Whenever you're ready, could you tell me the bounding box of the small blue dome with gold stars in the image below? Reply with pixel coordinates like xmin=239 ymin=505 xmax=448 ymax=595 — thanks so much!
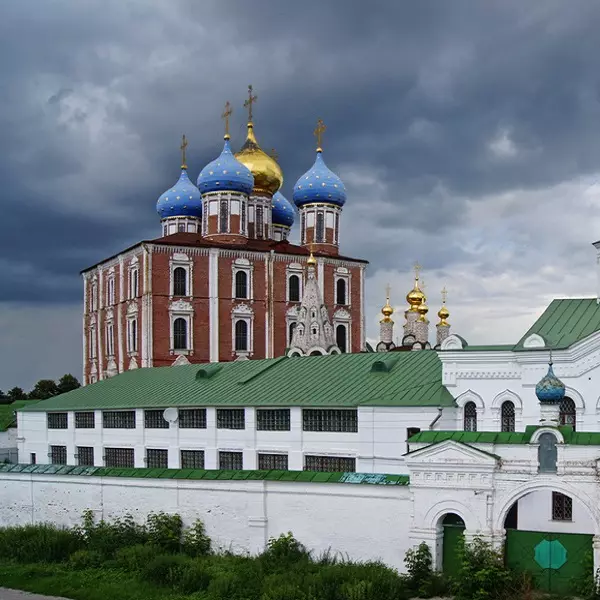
xmin=535 ymin=362 xmax=566 ymax=404
xmin=292 ymin=150 xmax=346 ymax=208
xmin=272 ymin=191 xmax=295 ymax=228
xmin=156 ymin=168 xmax=202 ymax=219
xmin=197 ymin=138 xmax=253 ymax=195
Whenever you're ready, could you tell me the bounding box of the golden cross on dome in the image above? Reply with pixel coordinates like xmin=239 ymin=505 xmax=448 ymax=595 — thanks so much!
xmin=441 ymin=286 xmax=448 ymax=304
xmin=221 ymin=101 xmax=232 ymax=139
xmin=180 ymin=134 xmax=188 ymax=169
xmin=270 ymin=148 xmax=279 ymax=161
xmin=244 ymin=85 xmax=257 ymax=122
xmin=414 ymin=262 xmax=422 ymax=281
xmin=385 ymin=283 xmax=391 ymax=301
xmin=314 ymin=119 xmax=326 ymax=151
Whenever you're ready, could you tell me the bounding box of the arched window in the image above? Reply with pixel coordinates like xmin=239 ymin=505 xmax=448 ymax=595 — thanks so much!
xmin=336 ymin=279 xmax=347 ymax=305
xmin=501 ymin=401 xmax=515 ymax=432
xmin=289 ymin=275 xmax=300 ymax=302
xmin=173 ymin=318 xmax=187 ymax=350
xmin=559 ymin=397 xmax=576 ymax=430
xmin=256 ymin=206 xmax=264 ymax=239
xmin=336 ymin=324 xmax=347 ymax=353
xmin=464 ymin=402 xmax=477 ymax=432
xmin=235 ymin=320 xmax=248 ymax=352
xmin=173 ymin=267 xmax=187 ymax=296
xmin=538 ymin=432 xmax=557 ymax=473
xmin=178 ymin=223 xmax=185 ymax=233
xmin=220 ymin=200 xmax=228 ymax=233
xmin=235 ymin=271 xmax=248 ymax=299
xmin=316 ymin=212 xmax=325 ymax=242
xmin=288 ymin=322 xmax=297 ymax=345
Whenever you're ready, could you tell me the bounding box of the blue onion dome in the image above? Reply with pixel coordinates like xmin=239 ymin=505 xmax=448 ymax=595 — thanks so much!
xmin=293 ymin=149 xmax=347 ymax=208
xmin=197 ymin=137 xmax=254 ymax=195
xmin=535 ymin=362 xmax=566 ymax=403
xmin=156 ymin=168 xmax=202 ymax=219
xmin=272 ymin=191 xmax=295 ymax=227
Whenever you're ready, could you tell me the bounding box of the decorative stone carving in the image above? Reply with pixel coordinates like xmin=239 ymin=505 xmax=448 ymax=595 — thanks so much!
xmin=172 ymin=354 xmax=190 ymax=366
xmin=523 ymin=333 xmax=546 ymax=349
xmin=170 ymin=299 xmax=193 ymax=313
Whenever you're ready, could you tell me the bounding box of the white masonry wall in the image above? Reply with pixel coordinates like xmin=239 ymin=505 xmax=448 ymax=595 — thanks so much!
xmin=0 ymin=472 xmax=413 ymax=571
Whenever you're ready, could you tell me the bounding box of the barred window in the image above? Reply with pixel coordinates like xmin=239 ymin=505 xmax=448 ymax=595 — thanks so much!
xmin=50 ymin=445 xmax=67 ymax=465
xmin=77 ymin=446 xmax=94 ymax=467
xmin=316 ymin=212 xmax=325 ymax=242
xmin=559 ymin=397 xmax=576 ymax=430
xmin=235 ymin=320 xmax=248 ymax=352
xmin=304 ymin=455 xmax=356 ymax=472
xmin=75 ymin=411 xmax=95 ymax=429
xmin=258 ymin=453 xmax=288 ymax=470
xmin=501 ymin=401 xmax=515 ymax=432
xmin=235 ymin=270 xmax=248 ymax=299
xmin=256 ymin=409 xmax=290 ymax=431
xmin=256 ymin=206 xmax=264 ymax=239
xmin=179 ymin=409 xmax=207 ymax=429
xmin=464 ymin=402 xmax=477 ymax=432
xmin=146 ymin=449 xmax=168 ymax=469
xmin=103 ymin=411 xmax=136 ymax=429
xmin=181 ymin=450 xmax=205 ymax=469
xmin=217 ymin=409 xmax=245 ymax=429
xmin=105 ymin=447 xmax=134 ymax=467
xmin=47 ymin=413 xmax=68 ymax=429
xmin=302 ymin=409 xmax=358 ymax=432
xmin=219 ymin=451 xmax=243 ymax=470
xmin=173 ymin=267 xmax=187 ymax=296
xmin=173 ymin=318 xmax=188 ymax=350
xmin=144 ymin=410 xmax=168 ymax=429
xmin=552 ymin=492 xmax=573 ymax=521
xmin=241 ymin=202 xmax=247 ymax=233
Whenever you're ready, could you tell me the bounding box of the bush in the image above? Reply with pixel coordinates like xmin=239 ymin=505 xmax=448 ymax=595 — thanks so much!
xmin=147 ymin=512 xmax=183 ymax=553
xmin=68 ymin=549 xmax=103 ymax=570
xmin=261 ymin=532 xmax=310 ymax=568
xmin=80 ymin=510 xmax=148 ymax=558
xmin=142 ymin=553 xmax=192 ymax=588
xmin=182 ymin=518 xmax=211 ymax=557
xmin=0 ymin=524 xmax=83 ymax=563
xmin=177 ymin=559 xmax=212 ymax=593
xmin=114 ymin=544 xmax=158 ymax=572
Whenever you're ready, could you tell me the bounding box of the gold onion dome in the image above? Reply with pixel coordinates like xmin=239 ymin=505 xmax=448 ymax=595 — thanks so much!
xmin=235 ymin=122 xmax=283 ymax=196
xmin=307 ymin=251 xmax=317 ymax=267
xmin=406 ymin=281 xmax=425 ymax=311
xmin=381 ymin=287 xmax=394 ymax=322
xmin=417 ymin=297 xmax=429 ymax=322
xmin=438 ymin=305 xmax=450 ymax=325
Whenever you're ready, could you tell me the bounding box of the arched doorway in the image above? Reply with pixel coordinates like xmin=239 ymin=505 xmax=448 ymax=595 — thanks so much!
xmin=439 ymin=513 xmax=465 ymax=577
xmin=502 ymin=489 xmax=594 ymax=593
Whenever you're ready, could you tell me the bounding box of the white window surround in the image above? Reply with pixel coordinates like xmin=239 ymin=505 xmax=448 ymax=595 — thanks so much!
xmin=169 ymin=253 xmax=193 ymax=298
xmin=490 ymin=390 xmax=523 ymax=431
xmin=89 ymin=327 xmax=97 ymax=359
xmin=454 ymin=389 xmax=484 ymax=430
xmin=90 ymin=278 xmax=98 ymax=312
xmin=169 ymin=299 xmax=194 ymax=355
xmin=126 ymin=317 xmax=138 ymax=355
xmin=232 ymin=303 xmax=254 ymax=357
xmin=286 ymin=263 xmax=304 ymax=302
xmin=232 ymin=258 xmax=253 ymax=301
xmin=335 ymin=267 xmax=351 ymax=306
xmin=128 ymin=258 xmax=140 ymax=299
xmin=286 ymin=306 xmax=298 ymax=346
xmin=333 ymin=308 xmax=352 ymax=353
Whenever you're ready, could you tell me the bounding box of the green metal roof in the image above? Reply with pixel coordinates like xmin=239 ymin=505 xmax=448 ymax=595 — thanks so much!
xmin=0 ymin=401 xmax=38 ymax=432
xmin=409 ymin=426 xmax=600 ymax=446
xmin=18 ymin=352 xmax=455 ymax=412
xmin=514 ymin=298 xmax=600 ymax=351
xmin=0 ymin=463 xmax=409 ymax=486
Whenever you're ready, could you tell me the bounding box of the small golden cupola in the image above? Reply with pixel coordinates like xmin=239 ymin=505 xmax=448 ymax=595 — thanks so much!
xmin=438 ymin=287 xmax=450 ymax=326
xmin=234 ymin=85 xmax=283 ymax=197
xmin=406 ymin=263 xmax=425 ymax=312
xmin=417 ymin=295 xmax=429 ymax=323
xmin=381 ymin=284 xmax=394 ymax=323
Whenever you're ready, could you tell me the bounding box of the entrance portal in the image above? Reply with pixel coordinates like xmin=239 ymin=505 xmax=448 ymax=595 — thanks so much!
xmin=441 ymin=513 xmax=465 ymax=577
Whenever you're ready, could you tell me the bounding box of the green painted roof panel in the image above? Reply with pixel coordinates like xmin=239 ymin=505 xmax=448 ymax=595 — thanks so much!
xmin=0 ymin=400 xmax=39 ymax=431
xmin=18 ymin=352 xmax=454 ymax=412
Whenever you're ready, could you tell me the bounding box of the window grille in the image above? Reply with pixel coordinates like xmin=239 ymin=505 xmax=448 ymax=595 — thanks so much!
xmin=50 ymin=445 xmax=67 ymax=465
xmin=463 ymin=402 xmax=477 ymax=432
xmin=336 ymin=324 xmax=347 ymax=353
xmin=105 ymin=447 xmax=134 ymax=467
xmin=146 ymin=448 xmax=168 ymax=468
xmin=336 ymin=279 xmax=347 ymax=305
xmin=288 ymin=275 xmax=300 ymax=302
xmin=256 ymin=409 xmax=291 ymax=431
xmin=258 ymin=453 xmax=288 ymax=470
xmin=559 ymin=397 xmax=576 ymax=430
xmin=304 ymin=455 xmax=356 ymax=472
xmin=235 ymin=271 xmax=248 ymax=299
xmin=316 ymin=212 xmax=325 ymax=242
xmin=552 ymin=492 xmax=573 ymax=521
xmin=235 ymin=320 xmax=248 ymax=352
xmin=47 ymin=412 xmax=68 ymax=429
xmin=144 ymin=410 xmax=168 ymax=429
xmin=220 ymin=200 xmax=228 ymax=233
xmin=75 ymin=411 xmax=95 ymax=429
xmin=180 ymin=450 xmax=205 ymax=469
xmin=173 ymin=318 xmax=188 ymax=350
xmin=103 ymin=411 xmax=136 ymax=429
xmin=178 ymin=409 xmax=207 ymax=429
xmin=302 ymin=409 xmax=358 ymax=433
xmin=256 ymin=206 xmax=264 ymax=239
xmin=501 ymin=401 xmax=515 ymax=432
xmin=173 ymin=267 xmax=187 ymax=296
xmin=219 ymin=451 xmax=243 ymax=470
xmin=217 ymin=409 xmax=245 ymax=429
xmin=76 ymin=446 xmax=94 ymax=467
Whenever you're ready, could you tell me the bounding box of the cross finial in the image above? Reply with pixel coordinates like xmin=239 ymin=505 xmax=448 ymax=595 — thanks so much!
xmin=180 ymin=134 xmax=188 ymax=169
xmin=441 ymin=286 xmax=448 ymax=304
xmin=221 ymin=101 xmax=232 ymax=140
xmin=314 ymin=119 xmax=326 ymax=152
xmin=244 ymin=85 xmax=257 ymax=122
xmin=385 ymin=283 xmax=391 ymax=301
xmin=414 ymin=262 xmax=422 ymax=281
xmin=270 ymin=148 xmax=279 ymax=161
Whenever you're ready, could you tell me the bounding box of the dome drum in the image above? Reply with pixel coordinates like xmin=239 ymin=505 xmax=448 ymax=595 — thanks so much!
xmin=202 ymin=191 xmax=249 ymax=244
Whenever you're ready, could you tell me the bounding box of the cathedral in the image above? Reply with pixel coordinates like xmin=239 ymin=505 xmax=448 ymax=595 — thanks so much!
xmin=81 ymin=87 xmax=366 ymax=384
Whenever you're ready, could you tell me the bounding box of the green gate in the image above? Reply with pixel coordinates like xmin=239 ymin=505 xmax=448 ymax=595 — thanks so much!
xmin=505 ymin=530 xmax=592 ymax=594
xmin=442 ymin=522 xmax=465 ymax=577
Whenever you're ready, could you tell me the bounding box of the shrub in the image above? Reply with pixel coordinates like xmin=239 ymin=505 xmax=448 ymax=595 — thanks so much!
xmin=261 ymin=532 xmax=310 ymax=568
xmin=177 ymin=559 xmax=212 ymax=593
xmin=0 ymin=524 xmax=83 ymax=563
xmin=115 ymin=544 xmax=158 ymax=572
xmin=142 ymin=553 xmax=191 ymax=588
xmin=182 ymin=518 xmax=211 ymax=557
xmin=147 ymin=512 xmax=183 ymax=553
xmin=68 ymin=549 xmax=103 ymax=570
xmin=80 ymin=510 xmax=148 ymax=558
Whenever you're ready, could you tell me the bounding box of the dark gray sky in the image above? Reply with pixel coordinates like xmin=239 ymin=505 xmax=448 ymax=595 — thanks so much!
xmin=2 ymin=0 xmax=600 ymax=389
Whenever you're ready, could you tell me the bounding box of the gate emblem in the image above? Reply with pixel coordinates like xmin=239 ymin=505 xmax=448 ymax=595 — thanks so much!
xmin=534 ymin=539 xmax=567 ymax=570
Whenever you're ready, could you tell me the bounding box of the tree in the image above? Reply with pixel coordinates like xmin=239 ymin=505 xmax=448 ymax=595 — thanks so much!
xmin=7 ymin=387 xmax=27 ymax=401
xmin=29 ymin=380 xmax=59 ymax=400
xmin=57 ymin=374 xmax=81 ymax=395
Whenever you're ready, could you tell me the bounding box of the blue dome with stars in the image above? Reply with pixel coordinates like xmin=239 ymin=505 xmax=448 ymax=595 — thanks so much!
xmin=156 ymin=168 xmax=202 ymax=219
xmin=292 ymin=150 xmax=346 ymax=208
xmin=272 ymin=191 xmax=295 ymax=228
xmin=197 ymin=138 xmax=253 ymax=195
xmin=535 ymin=362 xmax=566 ymax=404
